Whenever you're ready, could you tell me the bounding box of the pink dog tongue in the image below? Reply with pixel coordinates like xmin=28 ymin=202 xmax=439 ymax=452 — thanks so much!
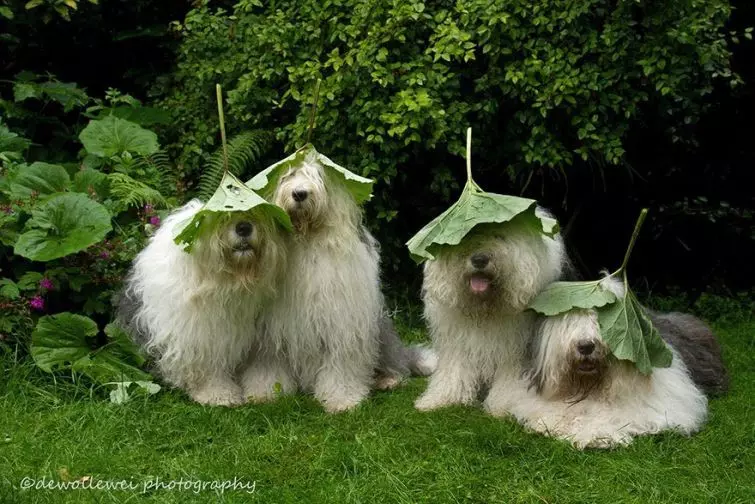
xmin=469 ymin=276 xmax=490 ymax=293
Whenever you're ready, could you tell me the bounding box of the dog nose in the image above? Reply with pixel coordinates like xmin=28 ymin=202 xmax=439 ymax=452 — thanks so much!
xmin=292 ymin=189 xmax=308 ymax=202
xmin=577 ymin=340 xmax=596 ymax=356
xmin=235 ymin=221 xmax=253 ymax=237
xmin=470 ymin=253 xmax=490 ymax=269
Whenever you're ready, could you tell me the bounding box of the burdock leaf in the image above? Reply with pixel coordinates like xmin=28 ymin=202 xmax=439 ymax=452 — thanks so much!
xmin=597 ymin=288 xmax=673 ymax=375
xmin=528 ymin=279 xmax=618 ymax=316
xmin=247 ymin=143 xmax=374 ymax=204
xmin=406 ymin=180 xmax=559 ymax=263
xmin=79 ymin=115 xmax=159 ymax=158
xmin=31 ymin=313 xmax=152 ymax=383
xmin=14 ymin=193 xmax=112 ymax=261
xmin=173 ymin=171 xmax=292 ymax=252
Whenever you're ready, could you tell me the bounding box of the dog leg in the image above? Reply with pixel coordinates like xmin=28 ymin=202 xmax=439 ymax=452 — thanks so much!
xmin=314 ymin=351 xmax=373 ymax=413
xmin=414 ymin=356 xmax=478 ymax=411
xmin=188 ymin=374 xmax=245 ymax=406
xmin=240 ymin=353 xmax=297 ymax=403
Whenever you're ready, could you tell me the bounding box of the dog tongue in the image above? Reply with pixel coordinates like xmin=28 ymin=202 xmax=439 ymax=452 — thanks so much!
xmin=469 ymin=276 xmax=490 ymax=293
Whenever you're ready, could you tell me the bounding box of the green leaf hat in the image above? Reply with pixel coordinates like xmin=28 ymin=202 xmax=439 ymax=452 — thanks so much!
xmin=528 ymin=209 xmax=673 ymax=374
xmin=173 ymin=171 xmax=292 ymax=252
xmin=406 ymin=128 xmax=559 ymax=263
xmin=247 ymin=143 xmax=374 ymax=204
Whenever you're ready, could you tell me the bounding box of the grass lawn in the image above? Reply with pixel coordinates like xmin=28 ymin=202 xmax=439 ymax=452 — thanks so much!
xmin=1 ymin=312 xmax=753 ymax=503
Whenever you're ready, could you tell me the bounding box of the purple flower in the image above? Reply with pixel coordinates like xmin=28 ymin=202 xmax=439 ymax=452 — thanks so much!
xmin=99 ymin=250 xmax=111 ymax=259
xmin=29 ymin=296 xmax=45 ymax=311
xmin=149 ymin=216 xmax=161 ymax=227
xmin=39 ymin=278 xmax=54 ymax=290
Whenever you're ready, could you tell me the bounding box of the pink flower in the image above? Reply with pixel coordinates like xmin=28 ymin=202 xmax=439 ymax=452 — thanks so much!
xmin=39 ymin=278 xmax=54 ymax=290
xmin=99 ymin=250 xmax=111 ymax=259
xmin=149 ymin=216 xmax=161 ymax=227
xmin=29 ymin=296 xmax=45 ymax=311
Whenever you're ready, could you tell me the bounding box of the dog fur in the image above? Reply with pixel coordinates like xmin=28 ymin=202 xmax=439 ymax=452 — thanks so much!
xmin=116 ymin=200 xmax=286 ymax=406
xmin=252 ymin=155 xmax=435 ymax=412
xmin=415 ymin=216 xmax=566 ymax=411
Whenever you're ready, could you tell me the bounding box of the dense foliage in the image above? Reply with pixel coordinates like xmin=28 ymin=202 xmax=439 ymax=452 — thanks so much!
xmin=162 ymin=0 xmax=743 ymax=276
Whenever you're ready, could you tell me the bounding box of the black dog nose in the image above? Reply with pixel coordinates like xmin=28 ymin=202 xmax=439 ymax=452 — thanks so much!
xmin=470 ymin=253 xmax=490 ymax=269
xmin=235 ymin=221 xmax=253 ymax=237
xmin=292 ymin=189 xmax=308 ymax=202
xmin=577 ymin=340 xmax=596 ymax=356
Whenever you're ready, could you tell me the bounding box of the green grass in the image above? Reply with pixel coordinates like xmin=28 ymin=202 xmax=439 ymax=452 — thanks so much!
xmin=1 ymin=314 xmax=754 ymax=503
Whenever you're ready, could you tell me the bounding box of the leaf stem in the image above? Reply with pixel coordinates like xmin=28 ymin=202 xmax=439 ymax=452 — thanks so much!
xmin=215 ymin=84 xmax=229 ymax=174
xmin=306 ymin=79 xmax=322 ymax=145
xmin=466 ymin=127 xmax=473 ymax=183
xmin=615 ymin=208 xmax=648 ymax=276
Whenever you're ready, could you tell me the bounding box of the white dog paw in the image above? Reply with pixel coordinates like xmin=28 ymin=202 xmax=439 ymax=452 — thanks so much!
xmin=414 ymin=394 xmax=455 ymax=411
xmin=322 ymin=396 xmax=364 ymax=413
xmin=190 ymin=382 xmax=245 ymax=407
xmin=374 ymin=374 xmax=403 ymax=391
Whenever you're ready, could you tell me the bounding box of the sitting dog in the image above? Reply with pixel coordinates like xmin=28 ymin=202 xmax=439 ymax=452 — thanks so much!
xmin=415 ymin=216 xmax=566 ymax=411
xmin=117 ymin=200 xmax=286 ymax=406
xmin=501 ymin=278 xmax=728 ymax=448
xmin=250 ymin=153 xmax=434 ymax=412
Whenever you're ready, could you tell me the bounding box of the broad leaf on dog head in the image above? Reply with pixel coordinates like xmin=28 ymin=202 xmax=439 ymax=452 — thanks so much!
xmin=246 ymin=143 xmax=374 ymax=204
xmin=173 ymin=171 xmax=292 ymax=252
xmin=528 ymin=278 xmax=619 ymax=316
xmin=405 ymin=178 xmax=559 ymax=264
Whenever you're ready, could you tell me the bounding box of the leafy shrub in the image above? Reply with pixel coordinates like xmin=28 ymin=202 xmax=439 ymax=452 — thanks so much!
xmin=0 ymin=87 xmax=179 ymax=397
xmin=161 ymin=0 xmax=739 ymax=272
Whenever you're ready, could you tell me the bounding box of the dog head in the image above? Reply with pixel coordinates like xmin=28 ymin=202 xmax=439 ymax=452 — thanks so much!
xmin=191 ymin=210 xmax=286 ymax=289
xmin=422 ymin=218 xmax=565 ymax=317
xmin=529 ymin=309 xmax=611 ymax=401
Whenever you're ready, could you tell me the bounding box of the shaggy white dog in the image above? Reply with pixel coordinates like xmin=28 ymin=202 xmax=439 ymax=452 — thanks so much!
xmin=496 ymin=278 xmax=727 ymax=449
xmin=253 ymin=156 xmax=435 ymax=412
xmin=117 ymin=200 xmax=286 ymax=406
xmin=415 ymin=217 xmax=565 ymax=411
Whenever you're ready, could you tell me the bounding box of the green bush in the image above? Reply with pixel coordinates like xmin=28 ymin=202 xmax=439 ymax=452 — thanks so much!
xmin=161 ymin=0 xmax=738 ymax=270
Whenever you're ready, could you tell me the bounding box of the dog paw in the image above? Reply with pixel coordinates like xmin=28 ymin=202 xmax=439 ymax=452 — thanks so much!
xmin=322 ymin=396 xmax=363 ymax=413
xmin=414 ymin=394 xmax=454 ymax=411
xmin=374 ymin=374 xmax=403 ymax=391
xmin=190 ymin=382 xmax=245 ymax=407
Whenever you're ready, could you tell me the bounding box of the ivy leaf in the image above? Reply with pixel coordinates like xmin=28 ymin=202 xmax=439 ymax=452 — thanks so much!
xmin=14 ymin=193 xmax=112 ymax=262
xmin=406 ymin=180 xmax=559 ymax=263
xmin=79 ymin=116 xmax=159 ymax=158
xmin=6 ymin=162 xmax=71 ymax=199
xmin=31 ymin=313 xmax=151 ymax=384
xmin=247 ymin=143 xmax=374 ymax=204
xmin=528 ymin=279 xmax=618 ymax=316
xmin=597 ymin=288 xmax=673 ymax=374
xmin=174 ymin=171 xmax=292 ymax=252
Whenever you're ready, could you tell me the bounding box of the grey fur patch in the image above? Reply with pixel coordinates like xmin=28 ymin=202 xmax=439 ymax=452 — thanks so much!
xmin=649 ymin=310 xmax=729 ymax=396
xmin=113 ymin=270 xmax=151 ymax=351
xmin=375 ymin=314 xmax=412 ymax=378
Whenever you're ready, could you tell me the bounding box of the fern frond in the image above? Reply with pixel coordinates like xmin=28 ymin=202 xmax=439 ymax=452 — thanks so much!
xmin=198 ymin=130 xmax=272 ymax=201
xmin=136 ymin=150 xmax=178 ymax=196
xmin=108 ymin=172 xmax=168 ymax=210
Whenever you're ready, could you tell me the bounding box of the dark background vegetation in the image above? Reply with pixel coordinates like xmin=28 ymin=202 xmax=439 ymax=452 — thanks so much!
xmin=2 ymin=0 xmax=753 ymax=306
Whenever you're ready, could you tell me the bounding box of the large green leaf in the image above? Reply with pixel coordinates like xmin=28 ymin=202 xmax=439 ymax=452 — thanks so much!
xmin=528 ymin=279 xmax=618 ymax=316
xmin=0 ymin=123 xmax=30 ymax=159
xmin=406 ymin=180 xmax=559 ymax=263
xmin=597 ymin=288 xmax=673 ymax=374
xmin=174 ymin=171 xmax=292 ymax=252
xmin=247 ymin=143 xmax=374 ymax=204
xmin=6 ymin=162 xmax=71 ymax=199
xmin=14 ymin=193 xmax=112 ymax=261
xmin=79 ymin=115 xmax=159 ymax=158
xmin=31 ymin=313 xmax=151 ymax=384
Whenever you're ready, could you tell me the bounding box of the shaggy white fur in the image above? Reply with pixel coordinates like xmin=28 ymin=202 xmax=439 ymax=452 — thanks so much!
xmin=256 ymin=156 xmax=434 ymax=412
xmin=491 ymin=278 xmax=709 ymax=449
xmin=416 ymin=217 xmax=565 ymax=411
xmin=117 ymin=200 xmax=286 ymax=406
